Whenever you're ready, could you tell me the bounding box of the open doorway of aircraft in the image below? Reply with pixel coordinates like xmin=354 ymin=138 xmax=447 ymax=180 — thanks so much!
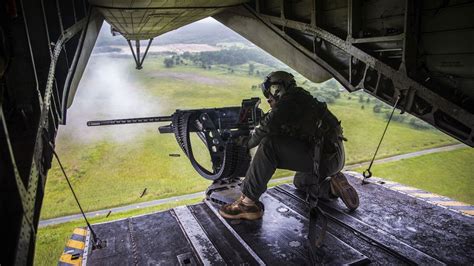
xmin=0 ymin=0 xmax=473 ymax=264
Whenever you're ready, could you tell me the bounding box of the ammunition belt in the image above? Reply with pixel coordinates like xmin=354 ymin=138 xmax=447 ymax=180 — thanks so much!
xmin=172 ymin=111 xmax=251 ymax=180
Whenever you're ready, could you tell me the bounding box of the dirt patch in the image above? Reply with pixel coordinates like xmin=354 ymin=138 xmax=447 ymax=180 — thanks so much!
xmin=151 ymin=72 xmax=227 ymax=85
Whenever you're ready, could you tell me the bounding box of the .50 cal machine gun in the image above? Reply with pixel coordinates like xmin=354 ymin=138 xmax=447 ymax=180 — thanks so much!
xmin=87 ymin=98 xmax=262 ymax=181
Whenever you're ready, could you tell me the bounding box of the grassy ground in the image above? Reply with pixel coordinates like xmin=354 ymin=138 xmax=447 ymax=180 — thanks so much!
xmin=329 ymin=97 xmax=456 ymax=164
xmin=40 ymin=55 xmax=457 ymax=220
xmin=354 ymin=148 xmax=474 ymax=204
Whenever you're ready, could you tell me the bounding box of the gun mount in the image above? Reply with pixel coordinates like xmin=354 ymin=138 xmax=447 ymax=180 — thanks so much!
xmin=87 ymin=98 xmax=262 ymax=180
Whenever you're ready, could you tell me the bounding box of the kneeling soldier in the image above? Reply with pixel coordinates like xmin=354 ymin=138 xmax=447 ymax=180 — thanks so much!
xmin=219 ymin=71 xmax=359 ymax=220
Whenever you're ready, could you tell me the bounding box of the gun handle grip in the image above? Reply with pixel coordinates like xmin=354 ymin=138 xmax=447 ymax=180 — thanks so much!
xmin=158 ymin=125 xmax=173 ymax=134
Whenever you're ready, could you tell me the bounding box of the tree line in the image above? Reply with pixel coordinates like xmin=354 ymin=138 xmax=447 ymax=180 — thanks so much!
xmin=163 ymin=48 xmax=282 ymax=69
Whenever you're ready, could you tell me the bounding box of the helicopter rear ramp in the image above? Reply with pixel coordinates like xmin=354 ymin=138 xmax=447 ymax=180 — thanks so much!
xmin=61 ymin=173 xmax=473 ymax=265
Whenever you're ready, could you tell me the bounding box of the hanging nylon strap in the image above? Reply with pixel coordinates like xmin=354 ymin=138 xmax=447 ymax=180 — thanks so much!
xmin=308 ymin=200 xmax=328 ymax=264
xmin=362 ymin=96 xmax=401 ymax=184
xmin=306 ymin=135 xmax=329 ymax=264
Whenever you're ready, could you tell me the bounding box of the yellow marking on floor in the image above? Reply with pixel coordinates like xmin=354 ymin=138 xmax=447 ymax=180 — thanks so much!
xmin=73 ymin=228 xmax=87 ymax=236
xmin=67 ymin=239 xmax=85 ymax=250
xmin=461 ymin=210 xmax=474 ymax=216
xmin=432 ymin=201 xmax=470 ymax=207
xmin=411 ymin=193 xmax=441 ymax=198
xmin=59 ymin=253 xmax=82 ymax=265
xmin=391 ymin=186 xmax=418 ymax=191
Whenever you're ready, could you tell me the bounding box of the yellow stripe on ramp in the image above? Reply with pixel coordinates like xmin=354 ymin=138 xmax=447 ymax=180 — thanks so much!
xmin=411 ymin=193 xmax=441 ymax=198
xmin=392 ymin=186 xmax=418 ymax=191
xmin=73 ymin=228 xmax=87 ymax=236
xmin=67 ymin=239 xmax=85 ymax=250
xmin=59 ymin=253 xmax=82 ymax=265
xmin=461 ymin=210 xmax=474 ymax=216
xmin=432 ymin=201 xmax=470 ymax=207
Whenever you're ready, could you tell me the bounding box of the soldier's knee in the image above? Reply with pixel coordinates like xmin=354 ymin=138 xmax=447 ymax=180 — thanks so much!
xmin=293 ymin=172 xmax=318 ymax=189
xmin=293 ymin=175 xmax=304 ymax=190
xmin=259 ymin=136 xmax=276 ymax=151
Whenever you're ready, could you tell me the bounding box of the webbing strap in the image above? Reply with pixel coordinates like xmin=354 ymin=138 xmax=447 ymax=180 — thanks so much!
xmin=306 ymin=135 xmax=328 ymax=264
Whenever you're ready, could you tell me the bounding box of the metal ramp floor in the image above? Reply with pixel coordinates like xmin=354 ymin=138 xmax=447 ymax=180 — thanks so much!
xmin=67 ymin=173 xmax=473 ymax=265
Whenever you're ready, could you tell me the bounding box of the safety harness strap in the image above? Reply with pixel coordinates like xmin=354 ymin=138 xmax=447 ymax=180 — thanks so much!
xmin=306 ymin=134 xmax=329 ymax=264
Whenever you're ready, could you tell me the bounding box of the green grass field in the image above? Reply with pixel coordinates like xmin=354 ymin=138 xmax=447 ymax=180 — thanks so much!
xmin=40 ymin=55 xmax=459 ymax=220
xmin=354 ymin=148 xmax=474 ymax=204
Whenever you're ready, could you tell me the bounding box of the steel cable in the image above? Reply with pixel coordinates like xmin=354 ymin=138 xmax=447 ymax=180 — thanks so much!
xmin=362 ymin=96 xmax=401 ymax=184
xmin=48 ymin=141 xmax=102 ymax=248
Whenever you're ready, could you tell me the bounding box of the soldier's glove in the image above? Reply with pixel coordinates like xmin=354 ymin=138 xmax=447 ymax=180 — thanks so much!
xmin=235 ymin=136 xmax=250 ymax=148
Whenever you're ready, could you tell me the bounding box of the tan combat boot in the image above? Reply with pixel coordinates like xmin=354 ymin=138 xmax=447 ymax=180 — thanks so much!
xmin=331 ymin=172 xmax=359 ymax=211
xmin=219 ymin=195 xmax=264 ymax=220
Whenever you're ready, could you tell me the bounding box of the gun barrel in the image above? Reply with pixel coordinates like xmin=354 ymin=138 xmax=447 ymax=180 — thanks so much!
xmin=87 ymin=115 xmax=173 ymax=126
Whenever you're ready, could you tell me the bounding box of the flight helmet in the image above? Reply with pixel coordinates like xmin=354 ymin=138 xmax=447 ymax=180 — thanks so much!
xmin=261 ymin=71 xmax=296 ymax=101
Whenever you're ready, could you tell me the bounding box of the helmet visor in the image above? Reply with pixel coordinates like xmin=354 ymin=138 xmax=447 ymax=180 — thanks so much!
xmin=261 ymin=79 xmax=272 ymax=98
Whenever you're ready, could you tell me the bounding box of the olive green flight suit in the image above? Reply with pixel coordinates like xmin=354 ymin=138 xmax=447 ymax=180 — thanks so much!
xmin=241 ymin=87 xmax=345 ymax=202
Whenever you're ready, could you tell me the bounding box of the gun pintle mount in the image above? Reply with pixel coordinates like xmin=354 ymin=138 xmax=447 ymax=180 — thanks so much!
xmin=87 ymin=98 xmax=262 ymax=180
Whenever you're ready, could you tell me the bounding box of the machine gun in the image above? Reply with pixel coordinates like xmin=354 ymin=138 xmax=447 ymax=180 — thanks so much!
xmin=87 ymin=98 xmax=263 ymax=181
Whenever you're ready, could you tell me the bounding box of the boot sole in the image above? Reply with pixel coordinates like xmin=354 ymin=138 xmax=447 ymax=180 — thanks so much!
xmin=218 ymin=209 xmax=264 ymax=220
xmin=332 ymin=172 xmax=359 ymax=210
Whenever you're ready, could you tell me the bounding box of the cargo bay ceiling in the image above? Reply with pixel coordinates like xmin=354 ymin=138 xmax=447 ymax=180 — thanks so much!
xmin=0 ymin=0 xmax=473 ymax=264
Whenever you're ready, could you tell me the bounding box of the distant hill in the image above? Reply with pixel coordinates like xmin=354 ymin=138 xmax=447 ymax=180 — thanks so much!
xmin=96 ymin=18 xmax=252 ymax=47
